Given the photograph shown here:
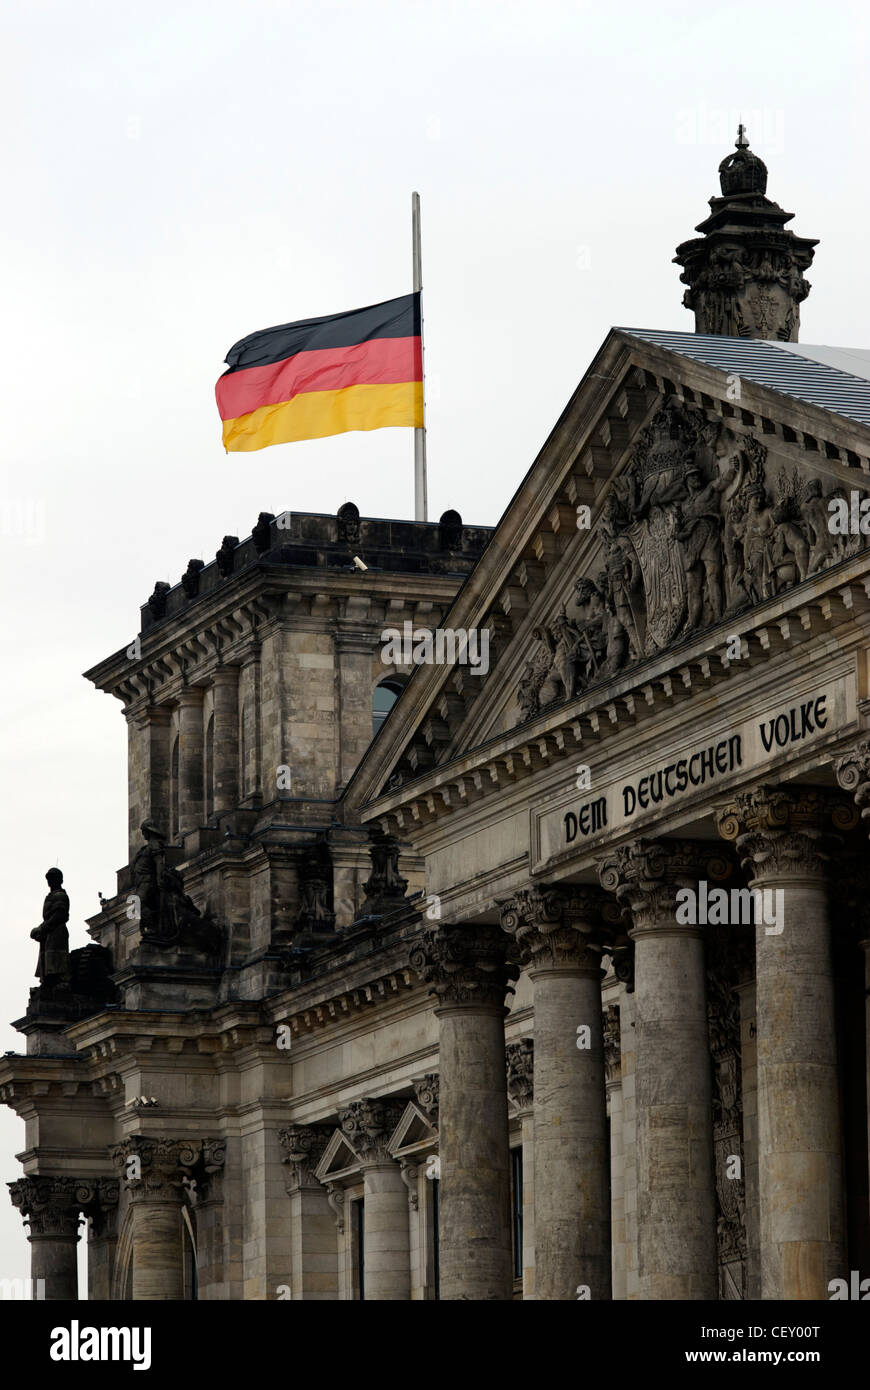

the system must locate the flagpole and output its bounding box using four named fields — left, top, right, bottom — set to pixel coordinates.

left=412, top=191, right=428, bottom=522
